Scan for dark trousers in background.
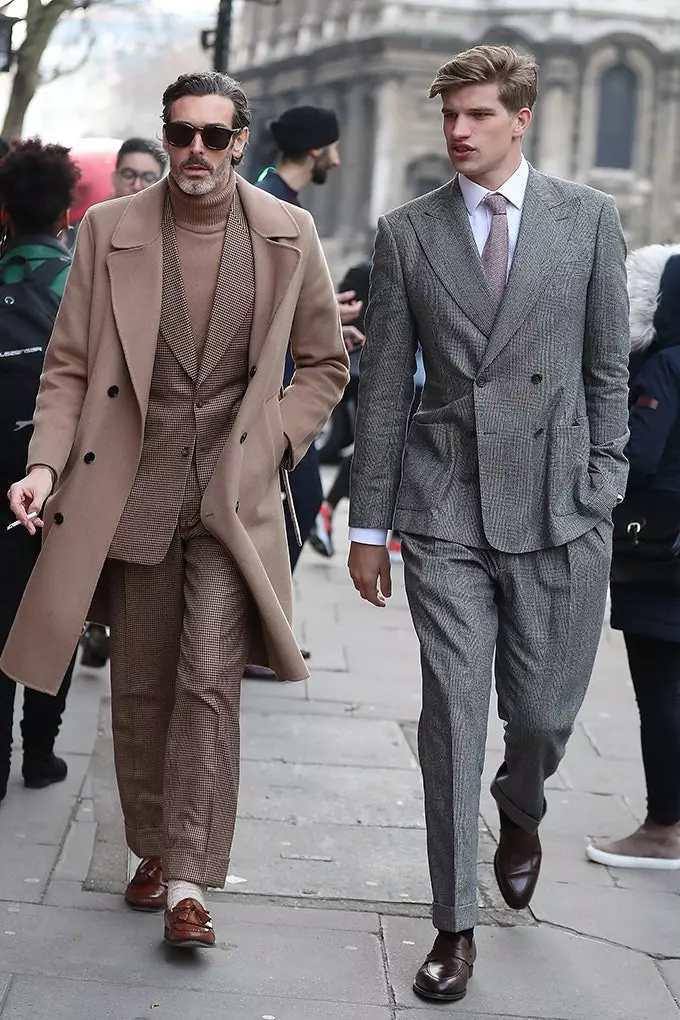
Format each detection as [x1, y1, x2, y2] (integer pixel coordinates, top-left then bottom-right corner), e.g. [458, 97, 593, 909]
[283, 347, 324, 571]
[623, 632, 680, 826]
[0, 522, 74, 782]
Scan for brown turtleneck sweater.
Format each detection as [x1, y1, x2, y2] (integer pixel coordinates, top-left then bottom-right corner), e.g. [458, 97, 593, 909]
[168, 169, 236, 362]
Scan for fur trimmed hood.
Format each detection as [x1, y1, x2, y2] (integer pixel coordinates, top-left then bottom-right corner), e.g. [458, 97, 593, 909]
[628, 243, 680, 352]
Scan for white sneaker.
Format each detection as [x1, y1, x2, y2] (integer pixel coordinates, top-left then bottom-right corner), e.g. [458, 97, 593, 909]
[586, 821, 680, 870]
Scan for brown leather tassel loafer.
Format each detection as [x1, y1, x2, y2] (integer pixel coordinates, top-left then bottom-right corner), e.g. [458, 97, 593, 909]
[163, 898, 216, 949]
[124, 856, 167, 912]
[413, 932, 476, 1002]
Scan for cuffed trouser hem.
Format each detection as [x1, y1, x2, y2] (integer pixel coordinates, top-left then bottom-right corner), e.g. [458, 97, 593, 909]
[432, 899, 479, 933]
[125, 826, 164, 860]
[490, 778, 545, 834]
[163, 851, 229, 889]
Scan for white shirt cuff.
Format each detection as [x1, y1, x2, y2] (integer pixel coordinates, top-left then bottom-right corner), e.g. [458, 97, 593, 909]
[348, 527, 388, 545]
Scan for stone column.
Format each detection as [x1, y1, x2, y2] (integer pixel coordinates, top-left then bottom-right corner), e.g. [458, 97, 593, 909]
[535, 56, 579, 179]
[337, 80, 368, 239]
[650, 64, 680, 244]
[369, 76, 406, 224]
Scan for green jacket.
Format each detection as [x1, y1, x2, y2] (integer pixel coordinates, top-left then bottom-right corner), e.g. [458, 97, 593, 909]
[0, 234, 71, 297]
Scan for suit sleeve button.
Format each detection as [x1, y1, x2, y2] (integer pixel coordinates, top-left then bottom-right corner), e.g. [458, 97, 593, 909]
[83, 452, 95, 464]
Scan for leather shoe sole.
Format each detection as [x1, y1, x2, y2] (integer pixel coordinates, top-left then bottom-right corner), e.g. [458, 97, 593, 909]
[413, 969, 472, 1002]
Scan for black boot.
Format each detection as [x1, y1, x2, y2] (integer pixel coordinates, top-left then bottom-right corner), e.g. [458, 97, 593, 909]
[22, 752, 68, 789]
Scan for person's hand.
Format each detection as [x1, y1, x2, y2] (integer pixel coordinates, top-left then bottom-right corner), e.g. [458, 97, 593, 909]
[342, 325, 365, 352]
[7, 466, 54, 535]
[348, 541, 392, 607]
[337, 289, 363, 325]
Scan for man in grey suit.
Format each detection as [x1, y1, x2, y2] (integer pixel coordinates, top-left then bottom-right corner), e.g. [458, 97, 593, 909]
[348, 45, 629, 1002]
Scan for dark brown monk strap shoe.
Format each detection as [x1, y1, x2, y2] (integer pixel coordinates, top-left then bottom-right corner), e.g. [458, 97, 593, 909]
[413, 932, 476, 1002]
[124, 856, 167, 912]
[164, 898, 216, 949]
[494, 828, 542, 909]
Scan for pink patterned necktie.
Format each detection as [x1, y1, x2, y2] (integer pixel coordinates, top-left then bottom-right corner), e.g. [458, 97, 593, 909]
[481, 192, 509, 303]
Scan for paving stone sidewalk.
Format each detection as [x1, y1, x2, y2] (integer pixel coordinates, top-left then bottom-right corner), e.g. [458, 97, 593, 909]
[0, 498, 678, 1019]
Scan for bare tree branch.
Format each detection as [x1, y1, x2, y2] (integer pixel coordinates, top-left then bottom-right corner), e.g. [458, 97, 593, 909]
[39, 17, 95, 84]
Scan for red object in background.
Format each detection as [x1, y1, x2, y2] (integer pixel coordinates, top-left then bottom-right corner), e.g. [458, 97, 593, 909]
[69, 137, 122, 222]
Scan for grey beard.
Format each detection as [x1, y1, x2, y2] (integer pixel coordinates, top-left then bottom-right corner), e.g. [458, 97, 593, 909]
[175, 173, 217, 196]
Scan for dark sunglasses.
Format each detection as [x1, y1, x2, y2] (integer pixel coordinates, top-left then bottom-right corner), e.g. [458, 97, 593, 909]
[163, 121, 241, 151]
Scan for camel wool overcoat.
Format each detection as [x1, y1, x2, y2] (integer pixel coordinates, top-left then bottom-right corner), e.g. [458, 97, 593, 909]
[0, 174, 349, 694]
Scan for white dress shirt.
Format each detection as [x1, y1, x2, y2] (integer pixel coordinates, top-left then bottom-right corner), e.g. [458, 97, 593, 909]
[349, 158, 530, 547]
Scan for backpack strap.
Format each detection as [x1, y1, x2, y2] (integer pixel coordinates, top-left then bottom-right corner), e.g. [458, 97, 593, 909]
[29, 257, 70, 289]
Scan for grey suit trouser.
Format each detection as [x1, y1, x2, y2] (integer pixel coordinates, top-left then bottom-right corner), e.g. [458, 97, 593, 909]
[401, 526, 611, 932]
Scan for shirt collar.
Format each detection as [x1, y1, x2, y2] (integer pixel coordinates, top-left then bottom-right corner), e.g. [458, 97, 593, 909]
[458, 156, 529, 214]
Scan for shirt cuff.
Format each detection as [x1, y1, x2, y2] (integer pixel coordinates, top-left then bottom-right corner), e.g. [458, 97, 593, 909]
[348, 527, 388, 545]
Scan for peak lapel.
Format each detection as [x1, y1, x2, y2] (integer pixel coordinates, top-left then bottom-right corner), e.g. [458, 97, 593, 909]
[408, 179, 497, 338]
[479, 169, 578, 373]
[198, 193, 252, 386]
[106, 239, 163, 417]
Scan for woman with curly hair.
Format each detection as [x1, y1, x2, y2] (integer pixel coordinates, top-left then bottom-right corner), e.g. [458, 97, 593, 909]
[0, 138, 80, 803]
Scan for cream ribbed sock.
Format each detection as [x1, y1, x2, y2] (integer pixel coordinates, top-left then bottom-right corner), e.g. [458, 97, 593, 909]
[167, 879, 206, 911]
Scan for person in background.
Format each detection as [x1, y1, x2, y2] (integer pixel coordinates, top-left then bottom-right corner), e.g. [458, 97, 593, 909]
[247, 105, 360, 679]
[310, 254, 425, 563]
[0, 139, 80, 802]
[111, 137, 167, 198]
[587, 245, 680, 870]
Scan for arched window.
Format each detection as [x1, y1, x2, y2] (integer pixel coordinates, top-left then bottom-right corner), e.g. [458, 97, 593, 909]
[596, 64, 638, 170]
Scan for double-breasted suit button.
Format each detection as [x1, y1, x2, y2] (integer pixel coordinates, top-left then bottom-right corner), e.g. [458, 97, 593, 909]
[475, 377, 488, 388]
[195, 400, 204, 409]
[107, 385, 119, 398]
[531, 373, 543, 384]
[83, 452, 95, 464]
[534, 429, 544, 438]
[181, 446, 190, 458]
[54, 512, 64, 525]
[249, 366, 257, 379]
[240, 432, 247, 444]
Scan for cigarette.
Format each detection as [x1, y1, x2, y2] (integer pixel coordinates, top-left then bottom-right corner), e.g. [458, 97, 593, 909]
[6, 512, 38, 531]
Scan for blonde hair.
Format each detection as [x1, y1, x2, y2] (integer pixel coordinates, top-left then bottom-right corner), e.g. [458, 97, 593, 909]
[429, 45, 539, 113]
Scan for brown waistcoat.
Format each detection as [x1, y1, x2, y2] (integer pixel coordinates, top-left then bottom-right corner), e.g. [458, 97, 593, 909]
[108, 192, 255, 565]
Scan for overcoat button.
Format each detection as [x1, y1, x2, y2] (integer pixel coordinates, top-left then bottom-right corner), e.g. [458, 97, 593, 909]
[54, 512, 64, 525]
[531, 373, 543, 384]
[107, 385, 119, 398]
[235, 501, 240, 513]
[83, 452, 95, 464]
[249, 366, 257, 378]
[240, 432, 247, 444]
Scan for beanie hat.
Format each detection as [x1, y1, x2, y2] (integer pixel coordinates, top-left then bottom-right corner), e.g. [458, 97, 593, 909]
[269, 106, 340, 155]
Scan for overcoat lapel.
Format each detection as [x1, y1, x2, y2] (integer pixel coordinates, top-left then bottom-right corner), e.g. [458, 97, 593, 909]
[106, 181, 167, 418]
[408, 179, 497, 338]
[236, 176, 302, 370]
[478, 168, 579, 373]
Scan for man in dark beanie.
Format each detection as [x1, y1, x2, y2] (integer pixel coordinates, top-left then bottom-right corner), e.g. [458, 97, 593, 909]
[260, 105, 341, 203]
[245, 104, 358, 680]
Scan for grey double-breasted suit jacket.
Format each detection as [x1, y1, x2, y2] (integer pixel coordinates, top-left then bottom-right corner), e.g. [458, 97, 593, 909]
[349, 166, 631, 553]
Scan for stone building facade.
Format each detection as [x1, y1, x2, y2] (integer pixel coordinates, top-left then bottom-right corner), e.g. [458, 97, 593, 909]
[231, 0, 680, 274]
